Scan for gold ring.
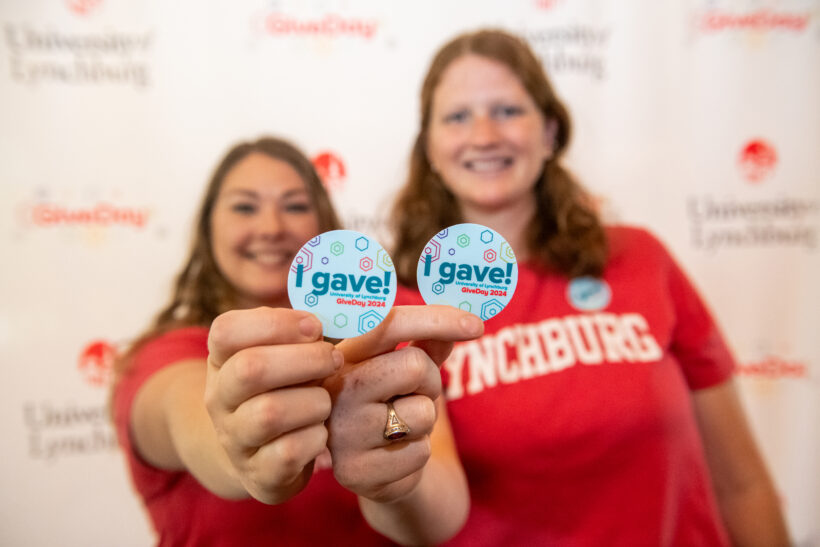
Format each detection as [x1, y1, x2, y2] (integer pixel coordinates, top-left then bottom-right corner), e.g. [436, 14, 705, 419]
[383, 401, 411, 441]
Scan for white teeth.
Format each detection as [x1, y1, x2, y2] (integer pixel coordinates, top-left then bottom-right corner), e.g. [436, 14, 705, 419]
[466, 158, 511, 172]
[250, 251, 289, 265]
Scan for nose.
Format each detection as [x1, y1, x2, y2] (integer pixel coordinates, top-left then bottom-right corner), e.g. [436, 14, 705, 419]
[258, 204, 285, 238]
[469, 114, 501, 148]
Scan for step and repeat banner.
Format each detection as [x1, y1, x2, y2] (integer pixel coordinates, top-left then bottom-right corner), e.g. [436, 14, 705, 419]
[1, 0, 817, 545]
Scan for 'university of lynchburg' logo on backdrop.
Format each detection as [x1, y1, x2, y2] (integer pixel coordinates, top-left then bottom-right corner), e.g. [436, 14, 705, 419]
[738, 139, 778, 183]
[78, 340, 117, 387]
[66, 0, 103, 15]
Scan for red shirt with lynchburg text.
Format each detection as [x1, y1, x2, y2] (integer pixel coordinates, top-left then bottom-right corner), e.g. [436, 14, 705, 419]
[396, 225, 733, 546]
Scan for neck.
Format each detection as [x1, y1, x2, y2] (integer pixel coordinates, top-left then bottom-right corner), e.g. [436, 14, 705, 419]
[460, 199, 534, 261]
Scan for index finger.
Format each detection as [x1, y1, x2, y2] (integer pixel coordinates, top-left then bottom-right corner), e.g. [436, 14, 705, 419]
[208, 307, 323, 368]
[337, 305, 483, 364]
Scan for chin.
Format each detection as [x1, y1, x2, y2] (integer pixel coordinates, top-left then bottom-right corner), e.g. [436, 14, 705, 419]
[238, 288, 289, 308]
[466, 196, 518, 212]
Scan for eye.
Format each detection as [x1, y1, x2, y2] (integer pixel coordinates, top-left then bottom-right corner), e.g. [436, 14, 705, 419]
[231, 202, 257, 215]
[284, 202, 312, 213]
[443, 109, 470, 124]
[492, 104, 525, 119]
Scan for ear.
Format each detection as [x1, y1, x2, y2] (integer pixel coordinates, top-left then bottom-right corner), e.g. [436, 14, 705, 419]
[543, 118, 559, 159]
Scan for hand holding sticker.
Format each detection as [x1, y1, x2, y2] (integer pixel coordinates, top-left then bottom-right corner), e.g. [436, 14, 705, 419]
[416, 223, 518, 320]
[288, 230, 396, 339]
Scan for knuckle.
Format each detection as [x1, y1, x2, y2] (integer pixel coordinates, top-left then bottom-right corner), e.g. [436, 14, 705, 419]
[257, 395, 287, 433]
[313, 388, 332, 420]
[216, 429, 239, 456]
[332, 459, 366, 491]
[233, 349, 266, 387]
[208, 312, 232, 349]
[400, 346, 431, 379]
[260, 308, 284, 334]
[272, 427, 326, 479]
[419, 398, 437, 429]
[271, 438, 306, 478]
[417, 436, 432, 462]
[203, 387, 219, 415]
[313, 342, 338, 374]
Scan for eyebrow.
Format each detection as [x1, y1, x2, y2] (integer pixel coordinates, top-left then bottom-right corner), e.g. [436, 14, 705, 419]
[223, 188, 259, 199]
[222, 187, 310, 199]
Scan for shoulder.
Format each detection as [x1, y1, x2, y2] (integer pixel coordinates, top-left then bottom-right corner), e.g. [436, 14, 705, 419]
[136, 326, 210, 362]
[116, 326, 210, 402]
[128, 326, 210, 373]
[605, 224, 674, 267]
[606, 224, 664, 249]
[112, 326, 211, 458]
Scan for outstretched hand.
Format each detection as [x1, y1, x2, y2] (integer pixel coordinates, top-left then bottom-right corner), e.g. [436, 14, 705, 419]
[325, 305, 483, 503]
[204, 307, 342, 504]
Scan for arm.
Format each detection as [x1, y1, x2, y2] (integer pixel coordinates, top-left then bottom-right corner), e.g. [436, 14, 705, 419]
[130, 357, 246, 498]
[325, 305, 481, 545]
[692, 380, 791, 546]
[129, 307, 342, 503]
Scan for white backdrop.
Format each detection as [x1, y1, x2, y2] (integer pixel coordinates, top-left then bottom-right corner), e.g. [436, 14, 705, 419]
[1, 1, 818, 545]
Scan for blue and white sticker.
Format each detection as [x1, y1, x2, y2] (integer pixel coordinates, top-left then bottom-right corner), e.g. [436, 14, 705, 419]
[567, 276, 611, 311]
[288, 230, 396, 339]
[416, 223, 518, 321]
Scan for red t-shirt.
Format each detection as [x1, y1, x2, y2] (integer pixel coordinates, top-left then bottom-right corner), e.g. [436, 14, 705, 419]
[397, 226, 733, 546]
[112, 327, 392, 547]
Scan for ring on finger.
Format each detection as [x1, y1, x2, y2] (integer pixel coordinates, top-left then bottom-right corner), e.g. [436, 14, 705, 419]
[383, 401, 411, 441]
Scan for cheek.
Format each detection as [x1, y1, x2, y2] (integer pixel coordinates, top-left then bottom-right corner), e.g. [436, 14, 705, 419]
[516, 124, 552, 162]
[301, 216, 321, 238]
[427, 128, 459, 164]
[285, 211, 321, 241]
[209, 228, 233, 268]
[211, 213, 245, 254]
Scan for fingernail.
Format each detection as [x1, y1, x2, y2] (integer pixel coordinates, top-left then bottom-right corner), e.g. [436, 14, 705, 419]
[460, 314, 483, 337]
[331, 349, 344, 370]
[299, 316, 321, 339]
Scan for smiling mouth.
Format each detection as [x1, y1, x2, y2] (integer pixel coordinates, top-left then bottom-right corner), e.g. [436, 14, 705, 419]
[464, 157, 513, 173]
[244, 250, 293, 266]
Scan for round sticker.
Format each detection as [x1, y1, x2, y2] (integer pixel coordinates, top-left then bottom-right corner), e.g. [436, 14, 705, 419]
[416, 224, 518, 321]
[567, 276, 611, 311]
[288, 230, 396, 339]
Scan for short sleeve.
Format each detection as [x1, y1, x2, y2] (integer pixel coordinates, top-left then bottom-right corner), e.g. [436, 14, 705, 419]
[655, 235, 736, 390]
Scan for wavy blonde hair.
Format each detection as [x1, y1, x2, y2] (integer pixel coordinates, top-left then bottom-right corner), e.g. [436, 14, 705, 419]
[390, 29, 607, 286]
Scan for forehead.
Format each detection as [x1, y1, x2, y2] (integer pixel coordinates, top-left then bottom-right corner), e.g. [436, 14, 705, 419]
[221, 152, 307, 195]
[433, 54, 532, 107]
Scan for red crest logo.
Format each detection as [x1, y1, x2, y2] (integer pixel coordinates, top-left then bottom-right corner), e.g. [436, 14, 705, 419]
[66, 0, 103, 15]
[738, 139, 777, 183]
[78, 340, 117, 387]
[312, 151, 347, 192]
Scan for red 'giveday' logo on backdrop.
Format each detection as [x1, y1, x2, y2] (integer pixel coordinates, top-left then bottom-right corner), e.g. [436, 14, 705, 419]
[534, 0, 563, 9]
[738, 139, 778, 183]
[66, 0, 103, 15]
[312, 151, 347, 192]
[736, 355, 808, 379]
[78, 340, 117, 387]
[263, 13, 378, 39]
[22, 201, 150, 229]
[697, 2, 811, 33]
